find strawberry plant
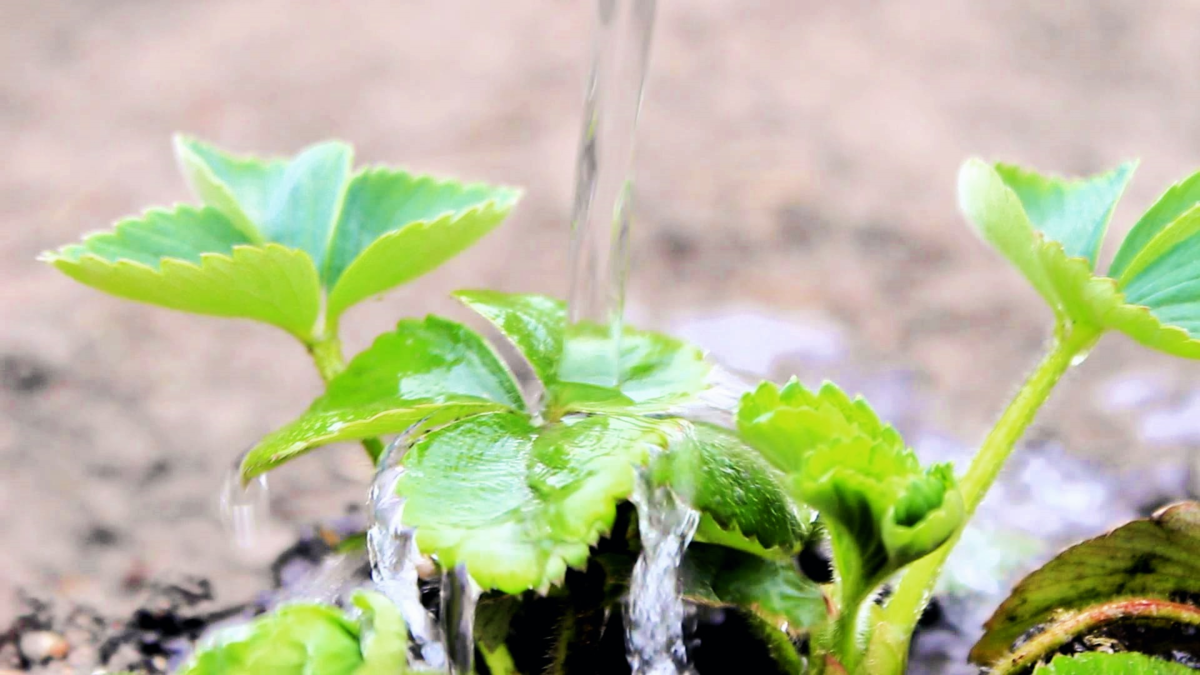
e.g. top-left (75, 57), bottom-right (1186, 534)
top-left (45, 139), bottom-right (1200, 675)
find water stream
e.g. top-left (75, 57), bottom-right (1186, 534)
top-left (218, 451), bottom-right (271, 550)
top-left (366, 438), bottom-right (447, 669)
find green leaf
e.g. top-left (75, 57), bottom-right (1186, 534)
top-left (656, 421), bottom-right (812, 556)
top-left (1111, 169), bottom-right (1200, 279)
top-left (397, 412), bottom-right (665, 594)
top-left (683, 543), bottom-right (828, 633)
top-left (180, 603), bottom-right (364, 675)
top-left (324, 170), bottom-right (520, 323)
top-left (1034, 653), bottom-right (1195, 675)
top-left (736, 379), bottom-right (963, 606)
top-left (241, 316), bottom-right (521, 478)
top-left (455, 291), bottom-right (712, 413)
top-left (352, 591), bottom-right (409, 674)
top-left (958, 159), bottom-right (1200, 360)
top-left (176, 135), bottom-right (353, 270)
top-left (992, 161), bottom-right (1135, 267)
top-left (972, 501), bottom-right (1200, 665)
top-left (41, 206), bottom-right (321, 340)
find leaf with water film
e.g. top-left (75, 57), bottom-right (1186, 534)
top-left (41, 206), bottom-right (322, 340)
top-left (683, 544), bottom-right (828, 633)
top-left (352, 591), bottom-right (409, 674)
top-left (959, 159), bottom-right (1200, 359)
top-left (737, 379), bottom-right (963, 604)
top-left (656, 421), bottom-right (812, 557)
top-left (241, 316), bottom-right (521, 479)
top-left (325, 170), bottom-right (520, 323)
top-left (397, 412), bottom-right (666, 594)
top-left (1033, 653), bottom-right (1195, 675)
top-left (455, 290), bottom-right (712, 413)
top-left (971, 501), bottom-right (1200, 665)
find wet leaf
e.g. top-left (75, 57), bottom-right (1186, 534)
top-left (657, 421), bottom-right (812, 556)
top-left (737, 379), bottom-right (963, 605)
top-left (684, 544), bottom-right (828, 632)
top-left (325, 170), bottom-right (520, 323)
top-left (41, 206), bottom-right (321, 340)
top-left (397, 412), bottom-right (665, 594)
top-left (241, 316), bottom-right (521, 478)
top-left (352, 591), bottom-right (409, 674)
top-left (455, 291), bottom-right (712, 413)
top-left (958, 159), bottom-right (1200, 359)
top-left (972, 502), bottom-right (1200, 664)
top-left (1033, 652), bottom-right (1194, 674)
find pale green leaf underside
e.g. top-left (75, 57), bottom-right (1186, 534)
top-left (241, 316), bottom-right (522, 478)
top-left (1033, 653), bottom-right (1193, 675)
top-left (174, 135), bottom-right (284, 242)
top-left (959, 159), bottom-right (1200, 359)
top-left (455, 291), bottom-right (713, 413)
top-left (326, 171), bottom-right (519, 323)
top-left (398, 412), bottom-right (664, 594)
top-left (1111, 168), bottom-right (1200, 279)
top-left (42, 206), bottom-right (321, 340)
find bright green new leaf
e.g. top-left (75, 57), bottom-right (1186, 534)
top-left (241, 316), bottom-right (521, 478)
top-left (180, 592), bottom-right (407, 675)
top-left (683, 543), bottom-right (828, 633)
top-left (958, 159), bottom-right (1200, 359)
top-left (972, 501), bottom-right (1200, 664)
top-left (397, 412), bottom-right (664, 594)
top-left (179, 603), bottom-right (364, 675)
top-left (325, 170), bottom-right (521, 324)
top-left (656, 421), bottom-right (812, 556)
top-left (455, 291), bottom-right (712, 414)
top-left (41, 206), bottom-right (321, 340)
top-left (736, 379), bottom-right (963, 606)
top-left (1033, 653), bottom-right (1195, 675)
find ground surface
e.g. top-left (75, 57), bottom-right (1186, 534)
top-left (4, 0), bottom-right (1200, 670)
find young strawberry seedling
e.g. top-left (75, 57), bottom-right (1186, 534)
top-left (45, 139), bottom-right (1200, 674)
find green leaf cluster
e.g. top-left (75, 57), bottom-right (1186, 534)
top-left (180, 591), bottom-right (407, 675)
top-left (738, 379), bottom-right (964, 609)
top-left (959, 159), bottom-right (1200, 357)
top-left (245, 291), bottom-right (809, 595)
top-left (1033, 653), bottom-right (1195, 675)
top-left (42, 137), bottom-right (521, 343)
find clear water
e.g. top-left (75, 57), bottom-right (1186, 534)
top-left (625, 467), bottom-right (700, 675)
top-left (218, 450), bottom-right (270, 550)
top-left (562, 0), bottom-right (658, 386)
top-left (440, 563), bottom-right (481, 674)
top-left (366, 438), bottom-right (447, 669)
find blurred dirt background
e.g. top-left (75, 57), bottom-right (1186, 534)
top-left (5, 0), bottom-right (1200, 641)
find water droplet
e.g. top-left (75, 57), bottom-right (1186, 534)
top-left (625, 466), bottom-right (700, 675)
top-left (367, 437), bottom-right (446, 669)
top-left (219, 451), bottom-right (270, 549)
top-left (1070, 350), bottom-right (1090, 367)
top-left (440, 563), bottom-right (480, 675)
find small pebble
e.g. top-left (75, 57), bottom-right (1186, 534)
top-left (19, 630), bottom-right (69, 661)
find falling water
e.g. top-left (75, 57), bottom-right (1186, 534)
top-left (561, 0), bottom-right (658, 386)
top-left (218, 451), bottom-right (270, 550)
top-left (625, 468), bottom-right (701, 675)
top-left (440, 563), bottom-right (481, 674)
top-left (366, 438), bottom-right (447, 669)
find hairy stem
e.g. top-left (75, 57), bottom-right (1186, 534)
top-left (307, 333), bottom-right (385, 464)
top-left (741, 611), bottom-right (805, 675)
top-left (868, 323), bottom-right (1101, 673)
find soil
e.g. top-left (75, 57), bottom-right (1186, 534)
top-left (6, 1), bottom-right (1200, 672)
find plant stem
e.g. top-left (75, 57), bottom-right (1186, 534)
top-left (868, 323), bottom-right (1101, 673)
top-left (307, 333), bottom-right (384, 464)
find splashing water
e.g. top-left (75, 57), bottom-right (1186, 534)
top-left (219, 451), bottom-right (270, 550)
top-left (625, 467), bottom-right (701, 675)
top-left (440, 563), bottom-right (481, 674)
top-left (367, 438), bottom-right (447, 669)
top-left (562, 0), bottom-right (658, 386)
